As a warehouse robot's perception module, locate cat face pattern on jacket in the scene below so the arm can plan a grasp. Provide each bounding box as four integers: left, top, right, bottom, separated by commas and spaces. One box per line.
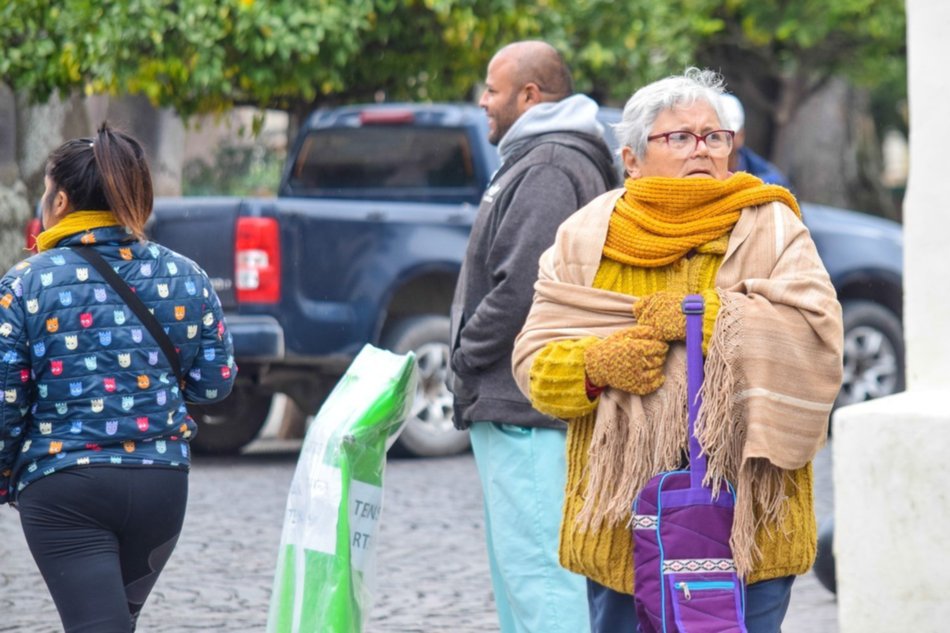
0, 225, 237, 502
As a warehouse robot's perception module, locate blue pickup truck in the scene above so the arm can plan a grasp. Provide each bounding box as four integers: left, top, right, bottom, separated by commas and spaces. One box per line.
148, 104, 497, 456
132, 103, 902, 456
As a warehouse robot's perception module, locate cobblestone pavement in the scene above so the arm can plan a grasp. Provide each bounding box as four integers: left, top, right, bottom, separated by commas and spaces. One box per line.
0, 438, 838, 632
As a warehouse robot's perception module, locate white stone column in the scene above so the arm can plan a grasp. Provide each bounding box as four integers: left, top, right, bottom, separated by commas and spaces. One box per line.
834, 2, 950, 631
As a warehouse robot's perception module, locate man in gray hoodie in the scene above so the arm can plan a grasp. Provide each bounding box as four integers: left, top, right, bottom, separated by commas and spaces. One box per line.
449, 40, 617, 633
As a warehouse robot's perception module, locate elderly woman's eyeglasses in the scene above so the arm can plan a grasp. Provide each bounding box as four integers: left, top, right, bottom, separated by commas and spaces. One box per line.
647, 130, 735, 156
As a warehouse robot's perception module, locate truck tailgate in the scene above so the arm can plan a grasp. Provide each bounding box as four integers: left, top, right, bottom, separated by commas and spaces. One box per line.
270, 196, 473, 357
148, 197, 242, 309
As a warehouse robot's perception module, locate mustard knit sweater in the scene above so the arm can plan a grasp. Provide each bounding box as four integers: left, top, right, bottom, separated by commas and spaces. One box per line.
528, 237, 816, 594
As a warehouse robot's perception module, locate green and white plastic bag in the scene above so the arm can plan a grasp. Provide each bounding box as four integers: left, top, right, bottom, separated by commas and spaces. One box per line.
267, 344, 418, 633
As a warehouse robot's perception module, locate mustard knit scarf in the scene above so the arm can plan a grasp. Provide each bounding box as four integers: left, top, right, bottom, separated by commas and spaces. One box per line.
36, 211, 121, 252
604, 172, 800, 267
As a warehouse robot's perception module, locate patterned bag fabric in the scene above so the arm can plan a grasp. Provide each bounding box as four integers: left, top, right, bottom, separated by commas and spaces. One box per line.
632, 295, 747, 633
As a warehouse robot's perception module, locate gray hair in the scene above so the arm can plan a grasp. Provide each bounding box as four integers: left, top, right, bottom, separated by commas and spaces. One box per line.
613, 68, 729, 159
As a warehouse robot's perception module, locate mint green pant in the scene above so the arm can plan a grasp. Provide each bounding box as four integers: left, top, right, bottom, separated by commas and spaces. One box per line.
470, 421, 590, 633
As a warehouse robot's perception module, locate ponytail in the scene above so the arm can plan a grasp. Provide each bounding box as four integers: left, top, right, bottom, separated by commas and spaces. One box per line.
91, 123, 153, 240
46, 122, 153, 240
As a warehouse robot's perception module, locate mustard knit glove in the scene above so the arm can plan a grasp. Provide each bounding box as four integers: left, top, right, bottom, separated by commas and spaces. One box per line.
583, 325, 669, 395
633, 291, 686, 342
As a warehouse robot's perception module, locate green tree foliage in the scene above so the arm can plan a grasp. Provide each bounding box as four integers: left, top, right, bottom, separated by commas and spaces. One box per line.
1, 0, 906, 214
532, 0, 906, 115
0, 0, 544, 122
700, 0, 906, 124
532, 0, 905, 216
538, 0, 727, 103
1, 0, 904, 121
327, 0, 537, 106
1, 0, 374, 119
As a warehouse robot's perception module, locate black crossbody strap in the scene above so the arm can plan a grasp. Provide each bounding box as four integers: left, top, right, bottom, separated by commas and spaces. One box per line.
69, 246, 184, 388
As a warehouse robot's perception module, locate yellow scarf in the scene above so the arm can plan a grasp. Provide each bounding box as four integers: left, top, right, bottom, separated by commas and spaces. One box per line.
36, 211, 121, 252
604, 172, 800, 267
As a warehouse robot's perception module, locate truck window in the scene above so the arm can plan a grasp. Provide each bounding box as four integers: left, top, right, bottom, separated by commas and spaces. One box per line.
290, 127, 476, 190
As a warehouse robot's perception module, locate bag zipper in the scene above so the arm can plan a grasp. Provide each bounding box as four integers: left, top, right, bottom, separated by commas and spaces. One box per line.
674, 580, 735, 600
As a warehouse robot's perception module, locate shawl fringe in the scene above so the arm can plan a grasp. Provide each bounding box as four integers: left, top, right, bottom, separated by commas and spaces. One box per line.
575, 349, 689, 532
575, 292, 793, 578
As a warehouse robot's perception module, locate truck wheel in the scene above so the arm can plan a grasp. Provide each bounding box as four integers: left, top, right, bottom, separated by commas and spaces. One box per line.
382, 315, 471, 458
188, 386, 273, 455
835, 300, 905, 409
276, 395, 309, 440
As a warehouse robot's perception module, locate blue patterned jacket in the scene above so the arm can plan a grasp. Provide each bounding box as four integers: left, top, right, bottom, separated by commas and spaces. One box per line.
0, 226, 236, 503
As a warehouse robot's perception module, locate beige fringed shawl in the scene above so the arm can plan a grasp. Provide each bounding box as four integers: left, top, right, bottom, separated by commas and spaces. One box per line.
512, 189, 844, 578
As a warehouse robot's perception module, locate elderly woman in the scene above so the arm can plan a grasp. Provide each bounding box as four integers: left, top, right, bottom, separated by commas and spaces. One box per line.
512, 69, 843, 632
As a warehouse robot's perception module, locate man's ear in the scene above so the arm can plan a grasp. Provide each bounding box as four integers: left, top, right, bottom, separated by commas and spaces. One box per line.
521, 82, 543, 107
621, 146, 641, 179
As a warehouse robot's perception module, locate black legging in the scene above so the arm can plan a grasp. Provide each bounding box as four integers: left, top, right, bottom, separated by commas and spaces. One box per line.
16, 466, 188, 633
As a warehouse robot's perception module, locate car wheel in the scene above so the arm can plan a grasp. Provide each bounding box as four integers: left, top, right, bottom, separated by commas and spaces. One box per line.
188, 386, 274, 455
382, 315, 471, 458
835, 300, 905, 409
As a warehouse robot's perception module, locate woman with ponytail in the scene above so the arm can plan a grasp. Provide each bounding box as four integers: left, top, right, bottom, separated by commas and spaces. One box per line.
511, 69, 843, 632
0, 123, 236, 632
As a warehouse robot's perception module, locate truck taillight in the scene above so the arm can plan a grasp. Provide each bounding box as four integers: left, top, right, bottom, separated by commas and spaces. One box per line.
25, 218, 42, 253
235, 217, 281, 303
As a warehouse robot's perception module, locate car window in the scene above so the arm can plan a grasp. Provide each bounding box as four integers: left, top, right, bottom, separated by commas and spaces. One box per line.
290, 127, 477, 190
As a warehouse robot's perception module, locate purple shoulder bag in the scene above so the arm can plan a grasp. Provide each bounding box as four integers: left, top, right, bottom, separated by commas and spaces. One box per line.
631, 294, 747, 633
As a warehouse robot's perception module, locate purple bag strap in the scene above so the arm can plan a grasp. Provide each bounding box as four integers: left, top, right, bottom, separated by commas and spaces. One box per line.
682, 294, 707, 489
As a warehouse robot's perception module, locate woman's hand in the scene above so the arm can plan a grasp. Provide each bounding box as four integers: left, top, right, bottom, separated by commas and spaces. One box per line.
633, 291, 686, 342
583, 325, 668, 395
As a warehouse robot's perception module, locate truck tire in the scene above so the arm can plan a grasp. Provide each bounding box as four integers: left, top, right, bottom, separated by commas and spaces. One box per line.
382, 315, 471, 458
835, 300, 905, 409
276, 395, 309, 440
188, 386, 273, 455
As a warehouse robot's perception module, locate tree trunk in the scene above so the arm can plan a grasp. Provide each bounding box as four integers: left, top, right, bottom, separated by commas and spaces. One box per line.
14, 91, 88, 202
0, 84, 19, 188
772, 77, 899, 221
105, 95, 185, 196
0, 91, 188, 275
1, 84, 32, 272
0, 179, 31, 273
0, 87, 89, 272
